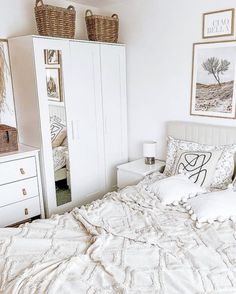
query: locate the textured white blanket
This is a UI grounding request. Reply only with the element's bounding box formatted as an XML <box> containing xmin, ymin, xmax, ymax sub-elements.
<box><xmin>1</xmin><ymin>174</ymin><xmax>236</xmax><ymax>293</ymax></box>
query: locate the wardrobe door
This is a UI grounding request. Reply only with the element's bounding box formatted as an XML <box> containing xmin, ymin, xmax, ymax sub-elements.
<box><xmin>68</xmin><ymin>41</ymin><xmax>106</xmax><ymax>204</ymax></box>
<box><xmin>32</xmin><ymin>37</ymin><xmax>76</xmax><ymax>216</ymax></box>
<box><xmin>100</xmin><ymin>44</ymin><xmax>128</xmax><ymax>191</ymax></box>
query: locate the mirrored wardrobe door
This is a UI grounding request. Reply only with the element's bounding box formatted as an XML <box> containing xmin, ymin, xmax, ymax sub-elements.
<box><xmin>33</xmin><ymin>38</ymin><xmax>74</xmax><ymax>216</ymax></box>
<box><xmin>44</xmin><ymin>49</ymin><xmax>72</xmax><ymax>208</ymax></box>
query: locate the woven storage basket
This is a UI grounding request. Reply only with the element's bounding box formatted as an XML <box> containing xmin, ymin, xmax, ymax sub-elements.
<box><xmin>85</xmin><ymin>10</ymin><xmax>119</xmax><ymax>43</ymax></box>
<box><xmin>0</xmin><ymin>125</ymin><xmax>18</xmax><ymax>153</ymax></box>
<box><xmin>35</xmin><ymin>0</ymin><xmax>76</xmax><ymax>38</ymax></box>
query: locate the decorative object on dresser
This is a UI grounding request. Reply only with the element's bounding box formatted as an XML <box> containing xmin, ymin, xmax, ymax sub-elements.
<box><xmin>143</xmin><ymin>141</ymin><xmax>157</xmax><ymax>165</ymax></box>
<box><xmin>85</xmin><ymin>10</ymin><xmax>119</xmax><ymax>43</ymax></box>
<box><xmin>9</xmin><ymin>35</ymin><xmax>128</xmax><ymax>217</ymax></box>
<box><xmin>0</xmin><ymin>40</ymin><xmax>16</xmax><ymax>127</ymax></box>
<box><xmin>35</xmin><ymin>0</ymin><xmax>76</xmax><ymax>39</ymax></box>
<box><xmin>117</xmin><ymin>158</ymin><xmax>165</xmax><ymax>190</ymax></box>
<box><xmin>0</xmin><ymin>124</ymin><xmax>18</xmax><ymax>152</ymax></box>
<box><xmin>203</xmin><ymin>9</ymin><xmax>234</xmax><ymax>39</ymax></box>
<box><xmin>0</xmin><ymin>145</ymin><xmax>44</xmax><ymax>227</ymax></box>
<box><xmin>190</xmin><ymin>40</ymin><xmax>236</xmax><ymax>119</ymax></box>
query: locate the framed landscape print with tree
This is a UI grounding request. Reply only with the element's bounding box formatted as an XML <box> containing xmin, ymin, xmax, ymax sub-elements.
<box><xmin>190</xmin><ymin>41</ymin><xmax>236</xmax><ymax>119</ymax></box>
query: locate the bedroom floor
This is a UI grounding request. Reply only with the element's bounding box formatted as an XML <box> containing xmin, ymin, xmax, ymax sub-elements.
<box><xmin>56</xmin><ymin>180</ymin><xmax>71</xmax><ymax>206</ymax></box>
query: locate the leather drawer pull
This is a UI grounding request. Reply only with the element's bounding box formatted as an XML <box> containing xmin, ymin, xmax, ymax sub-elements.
<box><xmin>24</xmin><ymin>208</ymin><xmax>29</xmax><ymax>215</ymax></box>
<box><xmin>20</xmin><ymin>168</ymin><xmax>25</xmax><ymax>175</ymax></box>
<box><xmin>22</xmin><ymin>188</ymin><xmax>27</xmax><ymax>196</ymax></box>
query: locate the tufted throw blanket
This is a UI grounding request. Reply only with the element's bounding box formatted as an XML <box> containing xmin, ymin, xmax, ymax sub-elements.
<box><xmin>0</xmin><ymin>173</ymin><xmax>236</xmax><ymax>293</ymax></box>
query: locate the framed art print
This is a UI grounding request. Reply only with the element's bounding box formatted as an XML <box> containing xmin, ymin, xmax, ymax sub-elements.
<box><xmin>0</xmin><ymin>39</ymin><xmax>16</xmax><ymax>127</ymax></box>
<box><xmin>44</xmin><ymin>49</ymin><xmax>60</xmax><ymax>65</ymax></box>
<box><xmin>190</xmin><ymin>41</ymin><xmax>236</xmax><ymax>119</ymax></box>
<box><xmin>203</xmin><ymin>9</ymin><xmax>234</xmax><ymax>39</ymax></box>
<box><xmin>46</xmin><ymin>68</ymin><xmax>62</xmax><ymax>102</ymax></box>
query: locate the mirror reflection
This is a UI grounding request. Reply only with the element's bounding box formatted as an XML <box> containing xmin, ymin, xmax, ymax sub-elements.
<box><xmin>45</xmin><ymin>49</ymin><xmax>72</xmax><ymax>206</ymax></box>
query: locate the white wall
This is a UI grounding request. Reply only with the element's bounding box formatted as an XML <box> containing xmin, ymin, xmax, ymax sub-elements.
<box><xmin>0</xmin><ymin>0</ymin><xmax>97</xmax><ymax>39</ymax></box>
<box><xmin>0</xmin><ymin>0</ymin><xmax>98</xmax><ymax>126</ymax></box>
<box><xmin>104</xmin><ymin>0</ymin><xmax>236</xmax><ymax>160</ymax></box>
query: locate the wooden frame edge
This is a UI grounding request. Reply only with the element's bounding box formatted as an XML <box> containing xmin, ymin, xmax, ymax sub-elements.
<box><xmin>202</xmin><ymin>8</ymin><xmax>235</xmax><ymax>39</ymax></box>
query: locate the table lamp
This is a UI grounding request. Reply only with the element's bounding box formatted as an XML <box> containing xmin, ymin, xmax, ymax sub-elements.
<box><xmin>143</xmin><ymin>141</ymin><xmax>156</xmax><ymax>165</ymax></box>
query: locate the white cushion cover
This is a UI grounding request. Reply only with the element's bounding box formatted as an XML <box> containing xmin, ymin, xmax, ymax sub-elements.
<box><xmin>184</xmin><ymin>188</ymin><xmax>236</xmax><ymax>225</ymax></box>
<box><xmin>50</xmin><ymin>115</ymin><xmax>67</xmax><ymax>148</ymax></box>
<box><xmin>146</xmin><ymin>173</ymin><xmax>205</xmax><ymax>205</ymax></box>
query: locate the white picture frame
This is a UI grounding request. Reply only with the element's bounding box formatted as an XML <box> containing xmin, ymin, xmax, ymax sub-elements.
<box><xmin>190</xmin><ymin>41</ymin><xmax>236</xmax><ymax>119</ymax></box>
<box><xmin>203</xmin><ymin>9</ymin><xmax>234</xmax><ymax>39</ymax></box>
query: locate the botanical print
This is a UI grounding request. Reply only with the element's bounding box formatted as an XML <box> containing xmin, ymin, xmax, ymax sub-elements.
<box><xmin>0</xmin><ymin>40</ymin><xmax>16</xmax><ymax>127</ymax></box>
<box><xmin>46</xmin><ymin>68</ymin><xmax>61</xmax><ymax>102</ymax></box>
<box><xmin>45</xmin><ymin>49</ymin><xmax>60</xmax><ymax>65</ymax></box>
<box><xmin>191</xmin><ymin>42</ymin><xmax>236</xmax><ymax>118</ymax></box>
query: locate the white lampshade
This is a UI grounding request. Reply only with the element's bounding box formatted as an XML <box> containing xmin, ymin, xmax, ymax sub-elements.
<box><xmin>143</xmin><ymin>141</ymin><xmax>156</xmax><ymax>158</ymax></box>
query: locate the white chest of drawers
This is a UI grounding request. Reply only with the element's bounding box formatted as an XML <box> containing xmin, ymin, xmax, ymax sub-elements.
<box><xmin>0</xmin><ymin>145</ymin><xmax>45</xmax><ymax>227</ymax></box>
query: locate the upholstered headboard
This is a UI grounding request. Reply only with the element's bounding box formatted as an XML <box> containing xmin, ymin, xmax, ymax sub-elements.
<box><xmin>167</xmin><ymin>121</ymin><xmax>236</xmax><ymax>146</ymax></box>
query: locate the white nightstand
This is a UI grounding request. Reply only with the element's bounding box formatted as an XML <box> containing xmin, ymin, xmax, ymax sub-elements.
<box><xmin>117</xmin><ymin>159</ymin><xmax>165</xmax><ymax>189</ymax></box>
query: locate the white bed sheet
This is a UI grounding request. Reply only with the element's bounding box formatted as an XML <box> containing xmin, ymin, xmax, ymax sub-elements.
<box><xmin>0</xmin><ymin>174</ymin><xmax>236</xmax><ymax>293</ymax></box>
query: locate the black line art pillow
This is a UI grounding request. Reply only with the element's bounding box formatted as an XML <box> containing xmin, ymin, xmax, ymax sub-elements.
<box><xmin>172</xmin><ymin>150</ymin><xmax>223</xmax><ymax>187</ymax></box>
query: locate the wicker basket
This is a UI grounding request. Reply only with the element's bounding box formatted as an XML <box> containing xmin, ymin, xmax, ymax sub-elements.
<box><xmin>35</xmin><ymin>0</ymin><xmax>76</xmax><ymax>39</ymax></box>
<box><xmin>85</xmin><ymin>10</ymin><xmax>119</xmax><ymax>43</ymax></box>
<box><xmin>0</xmin><ymin>125</ymin><xmax>18</xmax><ymax>153</ymax></box>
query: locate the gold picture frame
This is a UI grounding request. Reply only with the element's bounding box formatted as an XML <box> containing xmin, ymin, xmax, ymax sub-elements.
<box><xmin>203</xmin><ymin>9</ymin><xmax>235</xmax><ymax>39</ymax></box>
<box><xmin>190</xmin><ymin>40</ymin><xmax>236</xmax><ymax>119</ymax></box>
<box><xmin>44</xmin><ymin>49</ymin><xmax>60</xmax><ymax>65</ymax></box>
<box><xmin>45</xmin><ymin>67</ymin><xmax>62</xmax><ymax>102</ymax></box>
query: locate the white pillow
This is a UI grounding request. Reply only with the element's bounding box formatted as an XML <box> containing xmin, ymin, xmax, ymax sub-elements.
<box><xmin>50</xmin><ymin>115</ymin><xmax>67</xmax><ymax>148</ymax></box>
<box><xmin>172</xmin><ymin>149</ymin><xmax>223</xmax><ymax>187</ymax></box>
<box><xmin>164</xmin><ymin>136</ymin><xmax>236</xmax><ymax>189</ymax></box>
<box><xmin>183</xmin><ymin>187</ymin><xmax>236</xmax><ymax>227</ymax></box>
<box><xmin>146</xmin><ymin>173</ymin><xmax>205</xmax><ymax>205</ymax></box>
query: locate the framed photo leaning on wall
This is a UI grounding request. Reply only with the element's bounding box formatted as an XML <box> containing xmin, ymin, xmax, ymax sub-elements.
<box><xmin>203</xmin><ymin>9</ymin><xmax>234</xmax><ymax>39</ymax></box>
<box><xmin>190</xmin><ymin>40</ymin><xmax>236</xmax><ymax>119</ymax></box>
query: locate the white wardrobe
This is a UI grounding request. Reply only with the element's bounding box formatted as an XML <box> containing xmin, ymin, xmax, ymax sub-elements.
<box><xmin>9</xmin><ymin>36</ymin><xmax>128</xmax><ymax>217</ymax></box>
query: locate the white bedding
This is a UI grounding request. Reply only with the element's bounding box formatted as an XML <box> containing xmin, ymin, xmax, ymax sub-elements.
<box><xmin>52</xmin><ymin>146</ymin><xmax>68</xmax><ymax>172</ymax></box>
<box><xmin>1</xmin><ymin>174</ymin><xmax>236</xmax><ymax>293</ymax></box>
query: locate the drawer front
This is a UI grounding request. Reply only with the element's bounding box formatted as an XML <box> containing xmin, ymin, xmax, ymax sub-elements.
<box><xmin>117</xmin><ymin>170</ymin><xmax>143</xmax><ymax>189</ymax></box>
<box><xmin>0</xmin><ymin>157</ymin><xmax>36</xmax><ymax>185</ymax></box>
<box><xmin>0</xmin><ymin>177</ymin><xmax>39</xmax><ymax>207</ymax></box>
<box><xmin>0</xmin><ymin>197</ymin><xmax>40</xmax><ymax>227</ymax></box>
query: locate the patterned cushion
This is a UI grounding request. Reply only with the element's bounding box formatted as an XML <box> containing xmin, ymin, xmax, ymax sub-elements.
<box><xmin>50</xmin><ymin>115</ymin><xmax>67</xmax><ymax>148</ymax></box>
<box><xmin>164</xmin><ymin>136</ymin><xmax>236</xmax><ymax>189</ymax></box>
<box><xmin>172</xmin><ymin>150</ymin><xmax>223</xmax><ymax>187</ymax></box>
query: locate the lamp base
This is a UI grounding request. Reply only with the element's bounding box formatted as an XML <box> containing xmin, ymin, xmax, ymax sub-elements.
<box><xmin>145</xmin><ymin>157</ymin><xmax>155</xmax><ymax>165</ymax></box>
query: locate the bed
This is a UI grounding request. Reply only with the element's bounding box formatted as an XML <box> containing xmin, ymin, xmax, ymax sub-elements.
<box><xmin>1</xmin><ymin>121</ymin><xmax>236</xmax><ymax>293</ymax></box>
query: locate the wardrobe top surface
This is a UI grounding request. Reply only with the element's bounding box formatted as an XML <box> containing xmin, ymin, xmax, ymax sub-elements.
<box><xmin>9</xmin><ymin>35</ymin><xmax>125</xmax><ymax>46</ymax></box>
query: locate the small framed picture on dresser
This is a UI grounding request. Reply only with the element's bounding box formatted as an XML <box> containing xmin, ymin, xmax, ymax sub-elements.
<box><xmin>203</xmin><ymin>9</ymin><xmax>234</xmax><ymax>39</ymax></box>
